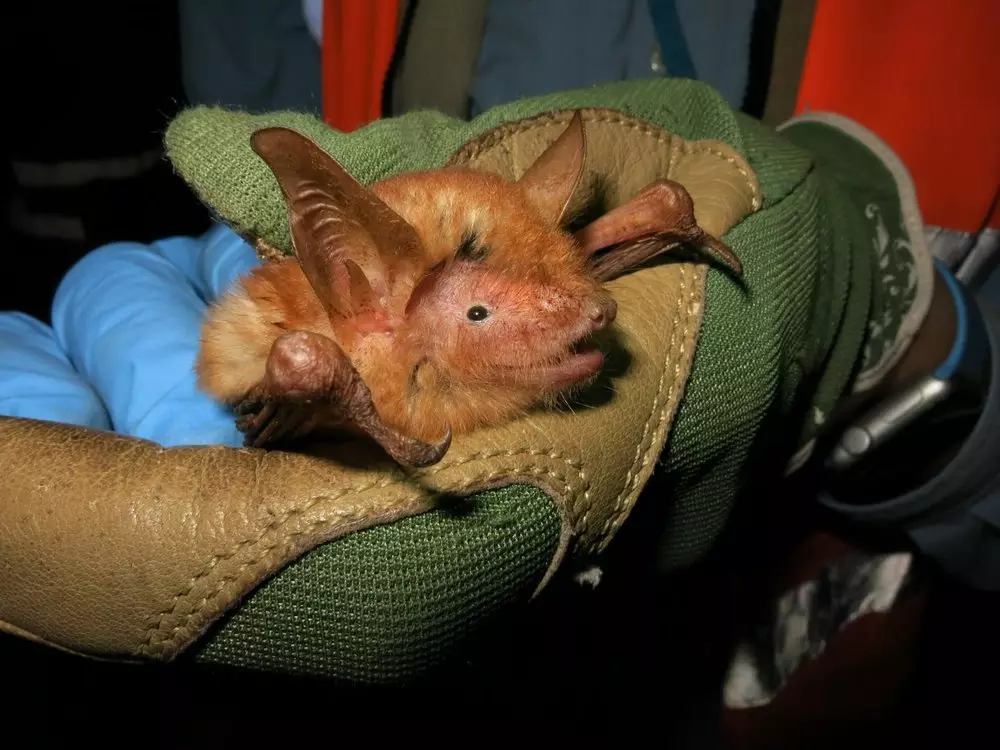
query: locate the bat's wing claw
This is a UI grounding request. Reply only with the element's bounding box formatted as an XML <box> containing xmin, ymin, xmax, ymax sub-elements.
<box><xmin>234</xmin><ymin>397</ymin><xmax>265</xmax><ymax>417</ymax></box>
<box><xmin>234</xmin><ymin>330</ymin><xmax>453</xmax><ymax>467</ymax></box>
<box><xmin>577</xmin><ymin>178</ymin><xmax>743</xmax><ymax>281</ymax></box>
<box><xmin>697</xmin><ymin>232</ymin><xmax>743</xmax><ymax>279</ymax></box>
<box><xmin>233</xmin><ymin>400</ymin><xmax>287</xmax><ymax>447</ymax></box>
<box><xmin>364</xmin><ymin>421</ymin><xmax>453</xmax><ymax>469</ymax></box>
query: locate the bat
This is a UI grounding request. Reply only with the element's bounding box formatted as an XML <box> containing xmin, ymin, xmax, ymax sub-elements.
<box><xmin>195</xmin><ymin>112</ymin><xmax>742</xmax><ymax>468</ymax></box>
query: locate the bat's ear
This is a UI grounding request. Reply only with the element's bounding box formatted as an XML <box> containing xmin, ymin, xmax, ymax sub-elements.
<box><xmin>251</xmin><ymin>127</ymin><xmax>426</xmax><ymax>336</ymax></box>
<box><xmin>575</xmin><ymin>179</ymin><xmax>744</xmax><ymax>281</ymax></box>
<box><xmin>516</xmin><ymin>111</ymin><xmax>587</xmax><ymax>227</ymax></box>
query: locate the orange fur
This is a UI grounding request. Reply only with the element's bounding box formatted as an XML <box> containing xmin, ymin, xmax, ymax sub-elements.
<box><xmin>196</xmin><ymin>115</ymin><xmax>618</xmax><ymax>451</ymax></box>
<box><xmin>198</xmin><ymin>170</ymin><xmax>613</xmax><ymax>442</ymax></box>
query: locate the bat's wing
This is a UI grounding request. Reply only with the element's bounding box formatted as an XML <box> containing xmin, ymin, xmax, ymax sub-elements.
<box><xmin>575</xmin><ymin>179</ymin><xmax>743</xmax><ymax>281</ymax></box>
<box><xmin>250</xmin><ymin>127</ymin><xmax>427</xmax><ymax>337</ymax></box>
<box><xmin>235</xmin><ymin>330</ymin><xmax>451</xmax><ymax>468</ymax></box>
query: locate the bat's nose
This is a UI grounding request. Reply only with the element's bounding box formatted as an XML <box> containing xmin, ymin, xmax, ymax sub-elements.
<box><xmin>588</xmin><ymin>297</ymin><xmax>617</xmax><ymax>329</ymax></box>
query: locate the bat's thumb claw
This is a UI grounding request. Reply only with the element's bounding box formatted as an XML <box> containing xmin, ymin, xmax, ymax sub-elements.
<box><xmin>699</xmin><ymin>233</ymin><xmax>744</xmax><ymax>279</ymax></box>
<box><xmin>383</xmin><ymin>424</ymin><xmax>453</xmax><ymax>469</ymax></box>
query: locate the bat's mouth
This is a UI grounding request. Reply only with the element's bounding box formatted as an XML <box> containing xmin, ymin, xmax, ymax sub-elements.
<box><xmin>530</xmin><ymin>337</ymin><xmax>605</xmax><ymax>392</ymax></box>
<box><xmin>493</xmin><ymin>336</ymin><xmax>605</xmax><ymax>391</ymax></box>
<box><xmin>558</xmin><ymin>343</ymin><xmax>605</xmax><ymax>385</ymax></box>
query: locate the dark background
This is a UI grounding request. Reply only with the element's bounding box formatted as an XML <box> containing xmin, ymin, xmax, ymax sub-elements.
<box><xmin>1</xmin><ymin>4</ymin><xmax>211</xmax><ymax>323</ymax></box>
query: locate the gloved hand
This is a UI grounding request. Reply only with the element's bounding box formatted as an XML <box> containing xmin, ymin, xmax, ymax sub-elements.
<box><xmin>0</xmin><ymin>223</ymin><xmax>262</xmax><ymax>447</ymax></box>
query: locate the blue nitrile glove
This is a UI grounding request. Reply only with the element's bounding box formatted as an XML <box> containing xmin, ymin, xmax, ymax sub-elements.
<box><xmin>0</xmin><ymin>223</ymin><xmax>262</xmax><ymax>447</ymax></box>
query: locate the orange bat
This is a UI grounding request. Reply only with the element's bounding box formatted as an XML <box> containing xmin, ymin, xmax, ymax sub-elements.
<box><xmin>195</xmin><ymin>113</ymin><xmax>741</xmax><ymax>467</ymax></box>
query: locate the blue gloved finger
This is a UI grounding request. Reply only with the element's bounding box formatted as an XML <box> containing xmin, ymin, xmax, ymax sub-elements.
<box><xmin>155</xmin><ymin>222</ymin><xmax>261</xmax><ymax>303</ymax></box>
<box><xmin>51</xmin><ymin>240</ymin><xmax>244</xmax><ymax>448</ymax></box>
<box><xmin>0</xmin><ymin>312</ymin><xmax>112</xmax><ymax>430</ymax></box>
<box><xmin>198</xmin><ymin>223</ymin><xmax>263</xmax><ymax>301</ymax></box>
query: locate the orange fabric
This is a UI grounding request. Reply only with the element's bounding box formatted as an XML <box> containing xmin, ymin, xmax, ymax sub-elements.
<box><xmin>795</xmin><ymin>0</ymin><xmax>1000</xmax><ymax>232</ymax></box>
<box><xmin>322</xmin><ymin>0</ymin><xmax>399</xmax><ymax>133</ymax></box>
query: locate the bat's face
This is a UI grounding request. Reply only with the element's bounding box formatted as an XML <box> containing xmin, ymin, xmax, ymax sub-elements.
<box><xmin>402</xmin><ymin>250</ymin><xmax>617</xmax><ymax>397</ymax></box>
<box><xmin>374</xmin><ymin>165</ymin><xmax>616</xmax><ymax>397</ymax></box>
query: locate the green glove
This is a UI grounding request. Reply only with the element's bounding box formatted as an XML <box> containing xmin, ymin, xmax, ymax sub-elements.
<box><xmin>165</xmin><ymin>78</ymin><xmax>931</xmax><ymax>682</ymax></box>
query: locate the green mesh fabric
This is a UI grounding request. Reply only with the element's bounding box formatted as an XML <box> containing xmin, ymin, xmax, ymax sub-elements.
<box><xmin>166</xmin><ymin>78</ymin><xmax>920</xmax><ymax>673</ymax></box>
<box><xmin>194</xmin><ymin>485</ymin><xmax>560</xmax><ymax>682</ymax></box>
<box><xmin>654</xmin><ymin>113</ymin><xmax>835</xmax><ymax>564</ymax></box>
<box><xmin>781</xmin><ymin>121</ymin><xmax>925</xmax><ymax>387</ymax></box>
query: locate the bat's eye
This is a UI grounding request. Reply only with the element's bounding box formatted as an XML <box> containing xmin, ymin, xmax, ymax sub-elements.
<box><xmin>466</xmin><ymin>305</ymin><xmax>491</xmax><ymax>322</ymax></box>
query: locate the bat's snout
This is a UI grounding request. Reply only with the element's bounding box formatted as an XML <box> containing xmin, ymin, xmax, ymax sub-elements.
<box><xmin>586</xmin><ymin>296</ymin><xmax>617</xmax><ymax>330</ymax></box>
